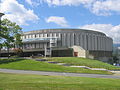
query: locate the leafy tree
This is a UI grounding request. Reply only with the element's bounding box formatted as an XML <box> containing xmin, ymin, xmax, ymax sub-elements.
<box><xmin>14</xmin><ymin>33</ymin><xmax>23</xmax><ymax>48</ymax></box>
<box><xmin>113</xmin><ymin>56</ymin><xmax>119</xmax><ymax>64</ymax></box>
<box><xmin>0</xmin><ymin>19</ymin><xmax>22</xmax><ymax>57</ymax></box>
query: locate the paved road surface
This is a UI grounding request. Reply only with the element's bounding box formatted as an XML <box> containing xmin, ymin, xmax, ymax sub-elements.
<box><xmin>1</xmin><ymin>57</ymin><xmax>120</xmax><ymax>78</ymax></box>
<box><xmin>0</xmin><ymin>69</ymin><xmax>120</xmax><ymax>79</ymax></box>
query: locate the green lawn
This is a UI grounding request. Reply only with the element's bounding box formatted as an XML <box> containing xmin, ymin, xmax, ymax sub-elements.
<box><xmin>0</xmin><ymin>73</ymin><xmax>120</xmax><ymax>90</ymax></box>
<box><xmin>49</xmin><ymin>57</ymin><xmax>120</xmax><ymax>70</ymax></box>
<box><xmin>0</xmin><ymin>58</ymin><xmax>112</xmax><ymax>74</ymax></box>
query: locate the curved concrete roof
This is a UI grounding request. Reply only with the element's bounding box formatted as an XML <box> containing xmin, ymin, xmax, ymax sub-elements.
<box><xmin>23</xmin><ymin>29</ymin><xmax>106</xmax><ymax>36</ymax></box>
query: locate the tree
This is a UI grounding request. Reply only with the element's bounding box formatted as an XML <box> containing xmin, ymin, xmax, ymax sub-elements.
<box><xmin>113</xmin><ymin>56</ymin><xmax>119</xmax><ymax>64</ymax></box>
<box><xmin>0</xmin><ymin>19</ymin><xmax>22</xmax><ymax>57</ymax></box>
<box><xmin>14</xmin><ymin>33</ymin><xmax>23</xmax><ymax>48</ymax></box>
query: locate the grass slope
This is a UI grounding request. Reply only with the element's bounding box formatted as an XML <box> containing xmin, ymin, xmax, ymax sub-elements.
<box><xmin>0</xmin><ymin>73</ymin><xmax>120</xmax><ymax>90</ymax></box>
<box><xmin>50</xmin><ymin>57</ymin><xmax>120</xmax><ymax>70</ymax></box>
<box><xmin>0</xmin><ymin>58</ymin><xmax>112</xmax><ymax>74</ymax></box>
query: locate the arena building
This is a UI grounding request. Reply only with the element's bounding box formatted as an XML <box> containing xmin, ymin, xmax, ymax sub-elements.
<box><xmin>21</xmin><ymin>29</ymin><xmax>113</xmax><ymax>62</ymax></box>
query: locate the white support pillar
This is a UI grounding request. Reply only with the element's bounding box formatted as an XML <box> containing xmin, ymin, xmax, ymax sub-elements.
<box><xmin>44</xmin><ymin>43</ymin><xmax>47</xmax><ymax>57</ymax></box>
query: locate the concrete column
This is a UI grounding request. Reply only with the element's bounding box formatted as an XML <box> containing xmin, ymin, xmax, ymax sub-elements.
<box><xmin>107</xmin><ymin>37</ymin><xmax>110</xmax><ymax>51</ymax></box>
<box><xmin>89</xmin><ymin>35</ymin><xmax>92</xmax><ymax>50</ymax></box>
<box><xmin>59</xmin><ymin>33</ymin><xmax>62</xmax><ymax>47</ymax></box>
<box><xmin>97</xmin><ymin>36</ymin><xmax>100</xmax><ymax>50</ymax></box>
<box><xmin>101</xmin><ymin>37</ymin><xmax>103</xmax><ymax>51</ymax></box>
<box><xmin>84</xmin><ymin>34</ymin><xmax>87</xmax><ymax>50</ymax></box>
<box><xmin>76</xmin><ymin>33</ymin><xmax>79</xmax><ymax>46</ymax></box>
<box><xmin>110</xmin><ymin>40</ymin><xmax>112</xmax><ymax>51</ymax></box>
<box><xmin>78</xmin><ymin>33</ymin><xmax>81</xmax><ymax>46</ymax></box>
<box><xmin>102</xmin><ymin>37</ymin><xmax>104</xmax><ymax>51</ymax></box>
<box><xmin>80</xmin><ymin>34</ymin><xmax>83</xmax><ymax>48</ymax></box>
<box><xmin>74</xmin><ymin>33</ymin><xmax>76</xmax><ymax>45</ymax></box>
<box><xmin>99</xmin><ymin>36</ymin><xmax>101</xmax><ymax>50</ymax></box>
<box><xmin>87</xmin><ymin>34</ymin><xmax>90</xmax><ymax>50</ymax></box>
<box><xmin>104</xmin><ymin>37</ymin><xmax>106</xmax><ymax>51</ymax></box>
<box><xmin>61</xmin><ymin>33</ymin><xmax>64</xmax><ymax>47</ymax></box>
<box><xmin>109</xmin><ymin>38</ymin><xmax>113</xmax><ymax>51</ymax></box>
<box><xmin>70</xmin><ymin>33</ymin><xmax>73</xmax><ymax>46</ymax></box>
<box><xmin>63</xmin><ymin>33</ymin><xmax>66</xmax><ymax>47</ymax></box>
<box><xmin>67</xmin><ymin>33</ymin><xmax>71</xmax><ymax>47</ymax></box>
<box><xmin>91</xmin><ymin>35</ymin><xmax>94</xmax><ymax>50</ymax></box>
<box><xmin>82</xmin><ymin>34</ymin><xmax>85</xmax><ymax>49</ymax></box>
<box><xmin>79</xmin><ymin>34</ymin><xmax>81</xmax><ymax>47</ymax></box>
<box><xmin>66</xmin><ymin>33</ymin><xmax>68</xmax><ymax>47</ymax></box>
<box><xmin>71</xmin><ymin>33</ymin><xmax>74</xmax><ymax>46</ymax></box>
<box><xmin>106</xmin><ymin>37</ymin><xmax>109</xmax><ymax>51</ymax></box>
<box><xmin>94</xmin><ymin>35</ymin><xmax>97</xmax><ymax>50</ymax></box>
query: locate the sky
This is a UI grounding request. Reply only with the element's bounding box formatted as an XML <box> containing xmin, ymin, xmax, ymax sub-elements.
<box><xmin>0</xmin><ymin>0</ymin><xmax>120</xmax><ymax>44</ymax></box>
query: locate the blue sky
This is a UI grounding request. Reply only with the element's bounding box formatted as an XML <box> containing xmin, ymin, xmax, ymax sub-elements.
<box><xmin>0</xmin><ymin>0</ymin><xmax>120</xmax><ymax>43</ymax></box>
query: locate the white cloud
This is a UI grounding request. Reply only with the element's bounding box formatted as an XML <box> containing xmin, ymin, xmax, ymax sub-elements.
<box><xmin>46</xmin><ymin>16</ymin><xmax>69</xmax><ymax>27</ymax></box>
<box><xmin>92</xmin><ymin>0</ymin><xmax>120</xmax><ymax>16</ymax></box>
<box><xmin>25</xmin><ymin>0</ymin><xmax>40</xmax><ymax>6</ymax></box>
<box><xmin>43</xmin><ymin>0</ymin><xmax>95</xmax><ymax>6</ymax></box>
<box><xmin>0</xmin><ymin>0</ymin><xmax>39</xmax><ymax>25</ymax></box>
<box><xmin>43</xmin><ymin>0</ymin><xmax>120</xmax><ymax>16</ymax></box>
<box><xmin>79</xmin><ymin>24</ymin><xmax>120</xmax><ymax>43</ymax></box>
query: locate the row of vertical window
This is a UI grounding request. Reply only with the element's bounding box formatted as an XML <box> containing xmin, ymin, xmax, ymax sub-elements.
<box><xmin>23</xmin><ymin>43</ymin><xmax>50</xmax><ymax>49</ymax></box>
<box><xmin>22</xmin><ymin>32</ymin><xmax>104</xmax><ymax>39</ymax></box>
<box><xmin>22</xmin><ymin>33</ymin><xmax>61</xmax><ymax>39</ymax></box>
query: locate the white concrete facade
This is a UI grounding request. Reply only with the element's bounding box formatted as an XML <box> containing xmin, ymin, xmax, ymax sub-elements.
<box><xmin>22</xmin><ymin>29</ymin><xmax>113</xmax><ymax>51</ymax></box>
<box><xmin>21</xmin><ymin>29</ymin><xmax>113</xmax><ymax>61</ymax></box>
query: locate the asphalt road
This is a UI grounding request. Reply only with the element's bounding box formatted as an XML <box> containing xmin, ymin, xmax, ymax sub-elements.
<box><xmin>0</xmin><ymin>69</ymin><xmax>120</xmax><ymax>79</ymax></box>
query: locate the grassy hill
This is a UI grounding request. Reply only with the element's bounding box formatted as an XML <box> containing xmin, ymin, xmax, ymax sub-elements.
<box><xmin>49</xmin><ymin>57</ymin><xmax>120</xmax><ymax>70</ymax></box>
<box><xmin>0</xmin><ymin>58</ymin><xmax>112</xmax><ymax>75</ymax></box>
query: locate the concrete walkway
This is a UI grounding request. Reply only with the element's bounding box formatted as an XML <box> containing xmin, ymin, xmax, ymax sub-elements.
<box><xmin>0</xmin><ymin>69</ymin><xmax>120</xmax><ymax>79</ymax></box>
<box><xmin>110</xmin><ymin>71</ymin><xmax>120</xmax><ymax>75</ymax></box>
